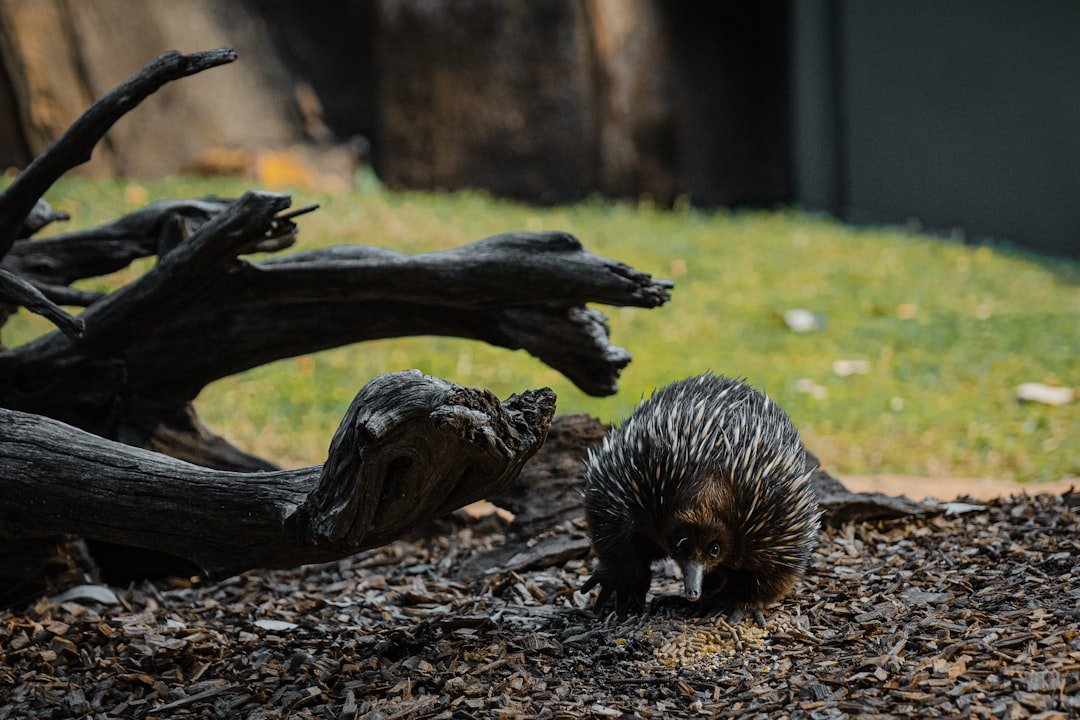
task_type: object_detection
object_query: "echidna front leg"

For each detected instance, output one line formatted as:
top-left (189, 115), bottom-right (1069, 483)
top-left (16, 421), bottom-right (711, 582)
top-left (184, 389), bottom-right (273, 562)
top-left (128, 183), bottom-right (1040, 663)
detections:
top-left (581, 535), bottom-right (658, 615)
top-left (703, 568), bottom-right (774, 627)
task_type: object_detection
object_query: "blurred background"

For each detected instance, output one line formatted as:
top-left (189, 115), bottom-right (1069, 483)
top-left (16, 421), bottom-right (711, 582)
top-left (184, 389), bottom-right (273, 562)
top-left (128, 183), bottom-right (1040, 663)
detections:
top-left (3, 0), bottom-right (1079, 256)
top-left (1, 0), bottom-right (1076, 486)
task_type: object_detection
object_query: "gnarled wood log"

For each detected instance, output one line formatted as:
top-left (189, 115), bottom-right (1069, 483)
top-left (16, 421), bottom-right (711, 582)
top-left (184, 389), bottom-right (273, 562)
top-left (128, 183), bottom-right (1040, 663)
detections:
top-left (0, 371), bottom-right (555, 591)
top-left (0, 44), bottom-right (962, 609)
top-left (4, 197), bottom-right (238, 286)
top-left (0, 47), bottom-right (670, 597)
top-left (0, 50), bottom-right (671, 455)
top-left (0, 47), bottom-right (238, 257)
top-left (2, 207), bottom-right (670, 444)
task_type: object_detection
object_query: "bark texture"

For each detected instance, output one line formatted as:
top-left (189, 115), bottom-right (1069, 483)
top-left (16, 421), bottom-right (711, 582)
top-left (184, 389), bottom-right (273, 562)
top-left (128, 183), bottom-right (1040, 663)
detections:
top-left (0, 371), bottom-right (555, 581)
top-left (0, 47), bottom-right (671, 600)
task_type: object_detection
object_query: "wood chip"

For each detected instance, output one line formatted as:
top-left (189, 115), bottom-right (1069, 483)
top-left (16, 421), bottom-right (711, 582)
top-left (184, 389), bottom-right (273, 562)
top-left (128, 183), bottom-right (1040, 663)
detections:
top-left (1, 494), bottom-right (1077, 718)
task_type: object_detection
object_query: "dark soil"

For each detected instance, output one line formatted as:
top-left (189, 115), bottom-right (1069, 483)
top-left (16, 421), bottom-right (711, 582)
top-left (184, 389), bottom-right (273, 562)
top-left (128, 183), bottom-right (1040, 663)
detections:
top-left (2, 491), bottom-right (1078, 719)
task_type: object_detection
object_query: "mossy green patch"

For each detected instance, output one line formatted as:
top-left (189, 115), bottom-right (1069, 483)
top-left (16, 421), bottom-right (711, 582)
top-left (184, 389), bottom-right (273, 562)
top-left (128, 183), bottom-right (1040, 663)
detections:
top-left (4, 174), bottom-right (1076, 480)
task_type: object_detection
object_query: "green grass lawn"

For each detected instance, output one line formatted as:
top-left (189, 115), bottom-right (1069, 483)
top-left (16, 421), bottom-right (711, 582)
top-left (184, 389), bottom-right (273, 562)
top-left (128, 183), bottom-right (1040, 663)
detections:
top-left (4, 174), bottom-right (1077, 481)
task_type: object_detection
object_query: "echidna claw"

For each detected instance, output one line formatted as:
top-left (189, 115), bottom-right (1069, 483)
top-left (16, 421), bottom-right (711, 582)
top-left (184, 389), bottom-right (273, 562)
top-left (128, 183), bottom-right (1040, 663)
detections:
top-left (725, 606), bottom-right (767, 627)
top-left (582, 565), bottom-right (650, 616)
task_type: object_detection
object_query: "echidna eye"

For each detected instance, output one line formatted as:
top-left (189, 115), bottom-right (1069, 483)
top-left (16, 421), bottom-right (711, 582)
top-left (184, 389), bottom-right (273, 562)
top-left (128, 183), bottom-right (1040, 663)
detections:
top-left (708, 543), bottom-right (722, 558)
top-left (676, 537), bottom-right (688, 550)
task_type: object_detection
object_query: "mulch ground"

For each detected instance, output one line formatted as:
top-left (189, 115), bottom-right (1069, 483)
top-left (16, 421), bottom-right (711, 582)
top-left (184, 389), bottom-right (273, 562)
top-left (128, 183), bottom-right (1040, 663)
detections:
top-left (2, 492), bottom-right (1078, 719)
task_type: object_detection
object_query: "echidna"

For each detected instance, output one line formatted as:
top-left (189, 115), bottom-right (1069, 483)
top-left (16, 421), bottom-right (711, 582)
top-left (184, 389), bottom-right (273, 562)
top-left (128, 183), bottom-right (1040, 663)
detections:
top-left (581, 373), bottom-right (821, 621)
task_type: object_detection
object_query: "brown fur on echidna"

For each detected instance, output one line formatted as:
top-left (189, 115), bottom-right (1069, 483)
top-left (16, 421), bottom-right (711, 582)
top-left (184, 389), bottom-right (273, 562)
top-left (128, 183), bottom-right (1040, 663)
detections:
top-left (582, 373), bottom-right (822, 620)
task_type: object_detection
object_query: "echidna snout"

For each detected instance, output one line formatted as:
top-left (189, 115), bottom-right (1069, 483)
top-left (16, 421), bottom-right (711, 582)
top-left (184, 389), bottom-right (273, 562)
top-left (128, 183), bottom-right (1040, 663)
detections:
top-left (682, 560), bottom-right (704, 602)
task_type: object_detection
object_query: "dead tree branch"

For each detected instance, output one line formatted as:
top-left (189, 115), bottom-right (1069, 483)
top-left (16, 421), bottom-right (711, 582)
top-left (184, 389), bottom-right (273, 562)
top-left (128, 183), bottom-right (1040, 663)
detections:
top-left (0, 267), bottom-right (83, 338)
top-left (0, 45), bottom-right (669, 594)
top-left (2, 222), bottom-right (671, 442)
top-left (0, 371), bottom-right (556, 579)
top-left (0, 48), bottom-right (237, 258)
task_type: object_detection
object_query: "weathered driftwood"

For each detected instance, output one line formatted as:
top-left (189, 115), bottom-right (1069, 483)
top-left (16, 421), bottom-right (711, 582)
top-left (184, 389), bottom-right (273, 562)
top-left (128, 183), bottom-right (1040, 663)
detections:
top-left (0, 47), bottom-right (671, 597)
top-left (0, 371), bottom-right (555, 583)
top-left (0, 47), bottom-right (238, 257)
top-left (2, 203), bottom-right (670, 458)
top-left (9, 226), bottom-right (668, 395)
top-left (4, 197), bottom-right (239, 287)
top-left (0, 44), bottom-right (908, 608)
top-left (802, 452), bottom-right (944, 525)
top-left (0, 48), bottom-right (670, 459)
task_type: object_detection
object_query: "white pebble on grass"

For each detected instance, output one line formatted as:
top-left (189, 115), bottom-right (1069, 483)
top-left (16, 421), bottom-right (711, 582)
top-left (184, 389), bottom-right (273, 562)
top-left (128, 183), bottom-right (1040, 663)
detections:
top-left (833, 359), bottom-right (870, 377)
top-left (1016, 383), bottom-right (1074, 406)
top-left (794, 378), bottom-right (828, 400)
top-left (783, 309), bottom-right (825, 333)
